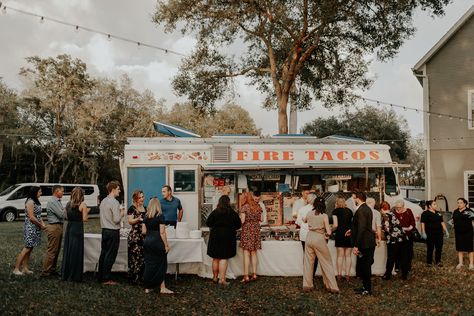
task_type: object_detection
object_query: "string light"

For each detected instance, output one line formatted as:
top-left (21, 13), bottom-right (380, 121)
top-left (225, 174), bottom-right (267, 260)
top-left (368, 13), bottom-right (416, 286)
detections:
top-left (1, 4), bottom-right (186, 57)
top-left (107, 34), bottom-right (111, 41)
top-left (1, 5), bottom-right (6, 14)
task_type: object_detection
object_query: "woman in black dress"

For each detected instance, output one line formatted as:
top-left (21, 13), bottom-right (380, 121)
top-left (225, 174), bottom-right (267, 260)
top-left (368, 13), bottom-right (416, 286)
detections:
top-left (127, 189), bottom-right (146, 284)
top-left (206, 195), bottom-right (241, 285)
top-left (452, 198), bottom-right (474, 270)
top-left (331, 197), bottom-right (353, 280)
top-left (62, 187), bottom-right (89, 282)
top-left (142, 198), bottom-right (173, 294)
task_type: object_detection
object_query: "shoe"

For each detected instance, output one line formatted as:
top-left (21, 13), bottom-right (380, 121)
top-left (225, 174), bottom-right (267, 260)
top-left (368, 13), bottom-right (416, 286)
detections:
top-left (240, 275), bottom-right (250, 283)
top-left (212, 277), bottom-right (218, 283)
top-left (251, 274), bottom-right (258, 281)
top-left (469, 264), bottom-right (474, 271)
top-left (12, 270), bottom-right (23, 276)
top-left (359, 290), bottom-right (372, 296)
top-left (144, 289), bottom-right (153, 294)
top-left (345, 275), bottom-right (350, 282)
top-left (426, 263), bottom-right (433, 267)
top-left (391, 270), bottom-right (398, 276)
top-left (102, 280), bottom-right (118, 285)
top-left (218, 280), bottom-right (230, 286)
top-left (22, 270), bottom-right (34, 275)
top-left (456, 264), bottom-right (463, 270)
top-left (436, 263), bottom-right (443, 267)
top-left (337, 275), bottom-right (342, 281)
top-left (160, 288), bottom-right (174, 294)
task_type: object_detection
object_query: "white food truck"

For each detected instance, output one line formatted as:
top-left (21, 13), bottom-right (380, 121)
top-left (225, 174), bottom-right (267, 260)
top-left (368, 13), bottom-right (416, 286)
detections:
top-left (122, 131), bottom-right (421, 230)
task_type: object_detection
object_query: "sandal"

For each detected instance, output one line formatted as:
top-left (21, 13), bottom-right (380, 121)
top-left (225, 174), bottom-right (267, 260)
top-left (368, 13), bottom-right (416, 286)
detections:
top-left (251, 274), bottom-right (257, 281)
top-left (218, 280), bottom-right (230, 286)
top-left (212, 277), bottom-right (219, 283)
top-left (144, 288), bottom-right (153, 294)
top-left (160, 288), bottom-right (174, 294)
top-left (240, 275), bottom-right (250, 283)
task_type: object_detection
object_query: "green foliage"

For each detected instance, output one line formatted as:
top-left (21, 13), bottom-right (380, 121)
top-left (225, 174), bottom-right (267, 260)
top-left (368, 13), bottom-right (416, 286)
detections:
top-left (162, 102), bottom-right (260, 137)
top-left (153, 0), bottom-right (451, 133)
top-left (301, 106), bottom-right (410, 161)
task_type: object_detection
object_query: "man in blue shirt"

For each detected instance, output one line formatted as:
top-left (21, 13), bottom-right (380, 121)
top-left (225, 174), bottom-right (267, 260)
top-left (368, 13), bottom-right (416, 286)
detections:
top-left (160, 185), bottom-right (183, 227)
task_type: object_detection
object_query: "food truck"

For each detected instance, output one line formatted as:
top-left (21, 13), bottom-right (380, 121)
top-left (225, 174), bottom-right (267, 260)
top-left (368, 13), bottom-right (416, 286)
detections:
top-left (122, 128), bottom-right (422, 231)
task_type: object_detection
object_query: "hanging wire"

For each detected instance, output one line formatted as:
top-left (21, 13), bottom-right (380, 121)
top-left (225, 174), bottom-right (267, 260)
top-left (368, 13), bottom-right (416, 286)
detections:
top-left (0, 2), bottom-right (187, 57)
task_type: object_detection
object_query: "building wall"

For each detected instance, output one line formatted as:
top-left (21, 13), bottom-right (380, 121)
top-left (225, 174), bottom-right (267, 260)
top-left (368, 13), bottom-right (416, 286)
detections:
top-left (426, 16), bottom-right (474, 151)
top-left (425, 15), bottom-right (474, 201)
top-left (430, 148), bottom-right (474, 210)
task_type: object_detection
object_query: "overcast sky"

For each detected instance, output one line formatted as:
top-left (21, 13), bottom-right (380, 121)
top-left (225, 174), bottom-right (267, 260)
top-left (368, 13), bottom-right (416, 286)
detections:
top-left (0, 0), bottom-right (473, 137)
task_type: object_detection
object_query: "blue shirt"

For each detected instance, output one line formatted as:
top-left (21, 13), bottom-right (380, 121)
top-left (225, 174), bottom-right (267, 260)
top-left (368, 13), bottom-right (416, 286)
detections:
top-left (160, 196), bottom-right (182, 222)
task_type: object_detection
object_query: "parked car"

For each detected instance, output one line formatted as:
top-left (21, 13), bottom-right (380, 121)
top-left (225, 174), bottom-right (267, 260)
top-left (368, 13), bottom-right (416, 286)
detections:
top-left (0, 183), bottom-right (100, 222)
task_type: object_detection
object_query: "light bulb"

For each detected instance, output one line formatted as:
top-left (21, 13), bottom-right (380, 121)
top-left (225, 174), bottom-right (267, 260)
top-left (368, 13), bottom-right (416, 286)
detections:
top-left (40, 16), bottom-right (45, 24)
top-left (107, 34), bottom-right (111, 41)
top-left (75, 25), bottom-right (79, 33)
top-left (1, 6), bottom-right (6, 14)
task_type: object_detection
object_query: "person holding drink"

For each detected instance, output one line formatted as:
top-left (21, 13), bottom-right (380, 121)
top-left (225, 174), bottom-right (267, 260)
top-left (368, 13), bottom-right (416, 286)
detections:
top-left (127, 189), bottom-right (147, 284)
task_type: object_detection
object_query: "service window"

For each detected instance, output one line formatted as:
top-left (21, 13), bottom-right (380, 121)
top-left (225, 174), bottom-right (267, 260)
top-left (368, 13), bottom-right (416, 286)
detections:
top-left (174, 170), bottom-right (196, 192)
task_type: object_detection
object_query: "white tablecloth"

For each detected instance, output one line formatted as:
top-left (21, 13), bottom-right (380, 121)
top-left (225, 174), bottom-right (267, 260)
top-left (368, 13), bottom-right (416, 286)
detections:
top-left (83, 233), bottom-right (206, 273)
top-left (197, 240), bottom-right (388, 279)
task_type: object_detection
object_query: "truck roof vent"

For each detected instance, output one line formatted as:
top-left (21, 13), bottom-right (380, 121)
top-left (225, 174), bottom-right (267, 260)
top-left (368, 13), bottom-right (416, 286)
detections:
top-left (212, 145), bottom-right (230, 162)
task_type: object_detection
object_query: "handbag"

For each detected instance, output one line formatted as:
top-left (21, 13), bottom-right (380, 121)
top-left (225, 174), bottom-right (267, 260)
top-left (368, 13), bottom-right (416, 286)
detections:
top-left (411, 227), bottom-right (425, 243)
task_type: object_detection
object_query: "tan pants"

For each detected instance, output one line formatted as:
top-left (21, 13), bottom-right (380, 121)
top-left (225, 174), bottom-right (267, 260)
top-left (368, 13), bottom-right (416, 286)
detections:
top-left (42, 224), bottom-right (63, 275)
top-left (303, 231), bottom-right (339, 292)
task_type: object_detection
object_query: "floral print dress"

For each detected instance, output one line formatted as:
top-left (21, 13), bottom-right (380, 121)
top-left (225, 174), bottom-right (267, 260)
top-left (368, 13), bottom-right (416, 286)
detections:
top-left (127, 205), bottom-right (146, 284)
top-left (23, 199), bottom-right (42, 248)
top-left (240, 203), bottom-right (262, 251)
top-left (382, 210), bottom-right (408, 244)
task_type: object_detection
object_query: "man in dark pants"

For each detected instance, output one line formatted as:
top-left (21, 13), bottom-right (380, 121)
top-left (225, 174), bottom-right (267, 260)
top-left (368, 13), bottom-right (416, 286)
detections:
top-left (351, 192), bottom-right (376, 296)
top-left (97, 181), bottom-right (125, 285)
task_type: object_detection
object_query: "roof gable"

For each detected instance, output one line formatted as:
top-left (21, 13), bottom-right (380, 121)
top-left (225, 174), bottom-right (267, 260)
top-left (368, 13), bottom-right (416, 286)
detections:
top-left (413, 5), bottom-right (474, 72)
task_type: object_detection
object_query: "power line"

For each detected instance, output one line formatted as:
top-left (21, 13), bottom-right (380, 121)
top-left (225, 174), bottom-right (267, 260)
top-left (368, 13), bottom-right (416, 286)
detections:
top-left (0, 2), bottom-right (187, 57)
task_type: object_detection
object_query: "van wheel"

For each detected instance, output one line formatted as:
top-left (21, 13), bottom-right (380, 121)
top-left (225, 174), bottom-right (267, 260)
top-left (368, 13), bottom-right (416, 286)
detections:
top-left (2, 209), bottom-right (17, 222)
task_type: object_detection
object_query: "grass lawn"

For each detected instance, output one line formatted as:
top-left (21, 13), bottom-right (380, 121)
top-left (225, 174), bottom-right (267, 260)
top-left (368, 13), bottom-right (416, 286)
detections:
top-left (0, 218), bottom-right (473, 315)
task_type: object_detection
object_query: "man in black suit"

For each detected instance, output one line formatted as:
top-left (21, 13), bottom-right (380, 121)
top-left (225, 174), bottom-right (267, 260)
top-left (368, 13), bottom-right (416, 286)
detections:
top-left (351, 192), bottom-right (376, 295)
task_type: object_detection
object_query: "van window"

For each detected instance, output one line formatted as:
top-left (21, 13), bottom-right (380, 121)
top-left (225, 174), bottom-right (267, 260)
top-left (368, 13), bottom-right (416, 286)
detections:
top-left (7, 186), bottom-right (32, 200)
top-left (0, 184), bottom-right (20, 196)
top-left (40, 185), bottom-right (53, 196)
top-left (81, 186), bottom-right (95, 195)
top-left (63, 186), bottom-right (73, 195)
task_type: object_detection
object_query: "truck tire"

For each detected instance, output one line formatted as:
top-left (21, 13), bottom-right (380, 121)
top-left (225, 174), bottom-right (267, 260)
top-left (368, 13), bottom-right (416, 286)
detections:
top-left (2, 208), bottom-right (17, 222)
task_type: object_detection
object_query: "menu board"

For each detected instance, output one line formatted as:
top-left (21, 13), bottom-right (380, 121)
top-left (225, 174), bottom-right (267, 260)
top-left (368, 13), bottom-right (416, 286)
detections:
top-left (203, 174), bottom-right (236, 208)
top-left (260, 192), bottom-right (283, 226)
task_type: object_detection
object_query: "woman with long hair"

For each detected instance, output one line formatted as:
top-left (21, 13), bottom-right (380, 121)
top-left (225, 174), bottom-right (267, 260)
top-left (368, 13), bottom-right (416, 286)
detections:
top-left (239, 191), bottom-right (262, 283)
top-left (62, 187), bottom-right (89, 282)
top-left (206, 195), bottom-right (242, 285)
top-left (13, 186), bottom-right (46, 275)
top-left (332, 197), bottom-right (353, 281)
top-left (452, 198), bottom-right (474, 270)
top-left (142, 198), bottom-right (173, 294)
top-left (127, 189), bottom-right (146, 284)
top-left (302, 197), bottom-right (339, 293)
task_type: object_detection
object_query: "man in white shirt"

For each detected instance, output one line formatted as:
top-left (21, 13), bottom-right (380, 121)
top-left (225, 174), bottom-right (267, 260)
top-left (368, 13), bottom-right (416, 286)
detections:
top-left (252, 191), bottom-right (267, 225)
top-left (366, 197), bottom-right (382, 246)
top-left (292, 188), bottom-right (310, 219)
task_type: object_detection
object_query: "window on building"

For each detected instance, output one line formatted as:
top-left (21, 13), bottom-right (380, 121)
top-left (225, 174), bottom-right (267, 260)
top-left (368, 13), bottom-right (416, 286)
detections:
top-left (464, 171), bottom-right (474, 207)
top-left (469, 90), bottom-right (474, 129)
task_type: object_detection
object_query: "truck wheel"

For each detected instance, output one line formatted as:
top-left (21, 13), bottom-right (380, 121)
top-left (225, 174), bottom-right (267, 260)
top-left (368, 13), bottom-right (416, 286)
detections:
top-left (2, 209), bottom-right (17, 222)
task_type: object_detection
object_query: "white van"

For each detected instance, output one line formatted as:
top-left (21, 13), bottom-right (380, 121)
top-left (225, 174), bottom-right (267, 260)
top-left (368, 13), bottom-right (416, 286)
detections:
top-left (0, 183), bottom-right (100, 222)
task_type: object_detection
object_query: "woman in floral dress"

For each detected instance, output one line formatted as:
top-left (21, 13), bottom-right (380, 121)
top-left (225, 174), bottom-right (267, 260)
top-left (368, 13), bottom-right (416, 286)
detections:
top-left (239, 192), bottom-right (262, 283)
top-left (13, 186), bottom-right (46, 275)
top-left (127, 190), bottom-right (147, 284)
top-left (381, 202), bottom-right (409, 280)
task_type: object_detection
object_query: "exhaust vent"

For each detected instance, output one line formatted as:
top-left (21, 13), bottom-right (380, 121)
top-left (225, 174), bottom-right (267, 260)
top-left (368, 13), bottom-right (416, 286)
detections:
top-left (212, 145), bottom-right (230, 162)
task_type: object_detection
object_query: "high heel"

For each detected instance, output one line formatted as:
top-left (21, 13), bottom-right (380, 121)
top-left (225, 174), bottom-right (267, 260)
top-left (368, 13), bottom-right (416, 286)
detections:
top-left (251, 274), bottom-right (258, 281)
top-left (240, 275), bottom-right (250, 283)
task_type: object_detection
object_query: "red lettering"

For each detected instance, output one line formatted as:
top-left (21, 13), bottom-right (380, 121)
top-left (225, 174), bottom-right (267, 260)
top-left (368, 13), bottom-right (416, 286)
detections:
top-left (263, 151), bottom-right (279, 160)
top-left (252, 151), bottom-right (260, 160)
top-left (305, 151), bottom-right (318, 160)
top-left (369, 151), bottom-right (379, 160)
top-left (321, 151), bottom-right (334, 160)
top-left (282, 151), bottom-right (294, 160)
top-left (337, 151), bottom-right (348, 160)
top-left (351, 151), bottom-right (366, 160)
top-left (236, 151), bottom-right (248, 161)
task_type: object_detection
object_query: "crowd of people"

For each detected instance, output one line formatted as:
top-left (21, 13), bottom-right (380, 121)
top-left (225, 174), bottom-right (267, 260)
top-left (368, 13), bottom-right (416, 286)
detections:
top-left (10, 182), bottom-right (474, 296)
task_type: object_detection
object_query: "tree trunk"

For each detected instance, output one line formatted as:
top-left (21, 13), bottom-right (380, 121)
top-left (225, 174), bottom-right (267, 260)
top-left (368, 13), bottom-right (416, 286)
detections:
top-left (59, 159), bottom-right (72, 182)
top-left (277, 93), bottom-right (290, 134)
top-left (43, 162), bottom-right (51, 183)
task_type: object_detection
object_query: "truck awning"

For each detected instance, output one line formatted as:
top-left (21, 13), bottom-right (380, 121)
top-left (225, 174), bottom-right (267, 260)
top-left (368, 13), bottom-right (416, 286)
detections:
top-left (153, 121), bottom-right (201, 138)
top-left (204, 162), bottom-right (409, 170)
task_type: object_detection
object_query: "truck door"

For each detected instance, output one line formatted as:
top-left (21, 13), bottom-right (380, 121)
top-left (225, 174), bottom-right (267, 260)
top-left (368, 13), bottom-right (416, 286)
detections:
top-left (127, 167), bottom-right (167, 208)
